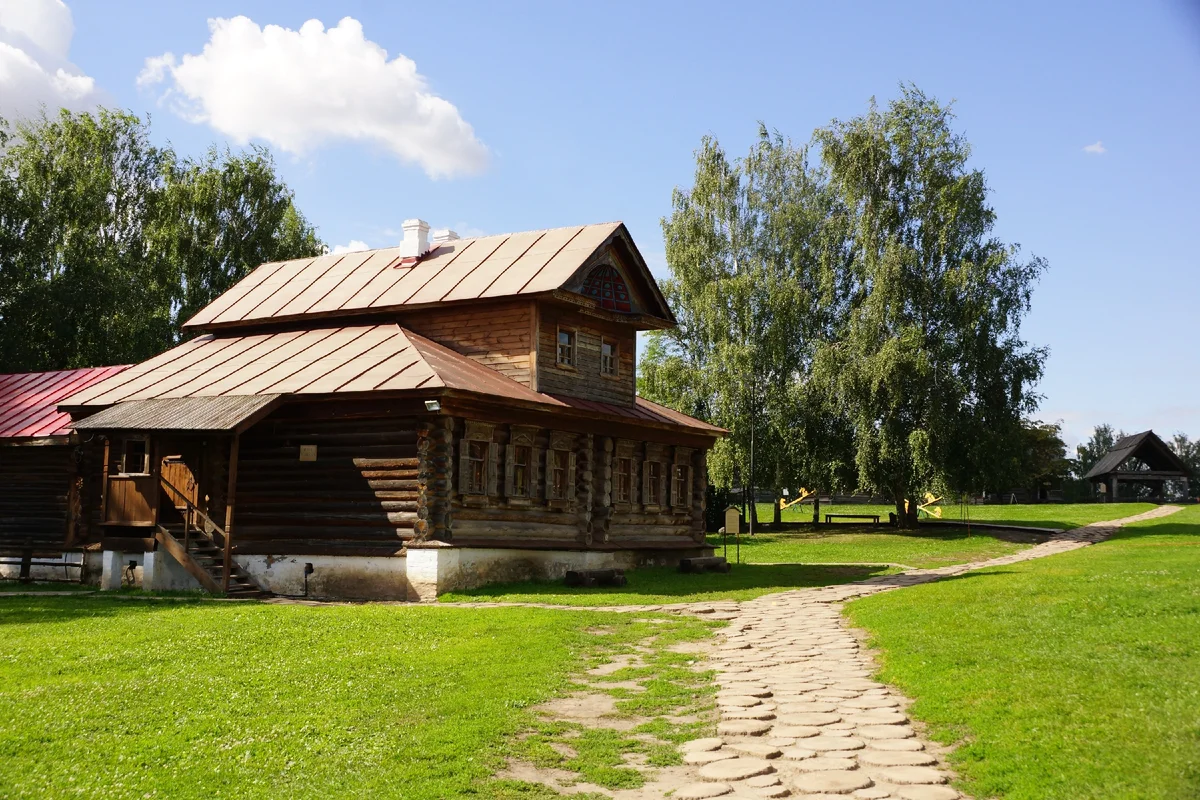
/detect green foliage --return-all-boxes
[1012,419,1070,492]
[845,505,1200,799]
[1072,423,1121,478]
[813,86,1047,522]
[639,126,856,497]
[0,109,322,372]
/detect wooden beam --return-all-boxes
[529,299,540,392]
[223,434,240,592]
[154,527,222,594]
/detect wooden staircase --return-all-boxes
[154,476,269,599]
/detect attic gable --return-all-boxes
[183,222,675,332]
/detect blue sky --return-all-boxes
[4,0,1199,448]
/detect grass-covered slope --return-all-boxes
[845,504,1200,799]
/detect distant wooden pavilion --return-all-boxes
[1084,430,1190,501]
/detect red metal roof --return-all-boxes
[0,366,129,439]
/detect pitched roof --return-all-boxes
[0,366,129,439]
[1084,430,1190,479]
[57,326,723,436]
[73,394,282,433]
[183,222,674,331]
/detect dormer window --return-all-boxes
[581,264,633,312]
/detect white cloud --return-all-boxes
[329,239,370,254]
[138,16,488,178]
[1083,140,1107,155]
[0,0,103,120]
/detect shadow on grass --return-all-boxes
[0,593,208,626]
[445,563,895,603]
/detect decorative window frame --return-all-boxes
[599,337,619,379]
[545,430,577,509]
[119,436,151,476]
[555,326,577,370]
[671,447,694,511]
[642,442,669,513]
[504,425,540,506]
[458,420,498,506]
[614,439,636,511]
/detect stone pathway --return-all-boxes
[660,505,1181,800]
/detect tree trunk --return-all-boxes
[773,490,782,525]
[812,493,821,527]
[748,495,759,533]
[894,494,919,529]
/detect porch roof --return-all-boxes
[72,394,282,433]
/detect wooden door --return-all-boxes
[161,455,199,511]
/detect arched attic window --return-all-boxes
[580,264,633,312]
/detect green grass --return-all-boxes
[0,596,714,799]
[0,581,95,592]
[439,563,896,606]
[707,528,1030,568]
[845,503,1200,800]
[752,501,1157,530]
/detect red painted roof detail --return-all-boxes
[0,365,130,439]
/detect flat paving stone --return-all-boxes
[684,749,740,765]
[718,720,773,736]
[804,735,865,751]
[791,769,874,794]
[682,737,726,753]
[867,738,925,751]
[725,707,777,720]
[858,749,937,767]
[777,712,841,726]
[719,695,764,707]
[858,724,915,739]
[727,741,782,759]
[844,710,908,726]
[793,757,859,772]
[778,746,816,761]
[873,766,948,785]
[697,756,776,782]
[894,786,960,800]
[674,781,734,799]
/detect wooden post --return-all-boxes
[100,437,111,523]
[222,434,240,592]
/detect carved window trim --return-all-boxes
[458,420,497,506]
[614,439,636,510]
[505,425,540,506]
[545,430,577,509]
[642,442,669,513]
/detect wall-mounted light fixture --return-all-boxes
[424,399,441,412]
[304,562,314,597]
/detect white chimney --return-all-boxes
[399,218,431,258]
[431,228,459,246]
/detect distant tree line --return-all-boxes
[0,109,324,372]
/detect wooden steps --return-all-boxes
[155,522,269,599]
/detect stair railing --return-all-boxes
[159,474,232,590]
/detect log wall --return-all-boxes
[402,300,533,386]
[536,305,636,405]
[233,411,420,555]
[0,444,72,554]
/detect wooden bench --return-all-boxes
[564,569,627,588]
[825,514,881,525]
[679,556,731,574]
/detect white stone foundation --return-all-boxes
[235,554,410,600]
[0,551,85,583]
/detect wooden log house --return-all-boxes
[59,220,724,599]
[0,366,128,582]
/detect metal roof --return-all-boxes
[0,365,129,439]
[73,394,282,433]
[57,325,723,436]
[182,222,674,331]
[1084,430,1189,479]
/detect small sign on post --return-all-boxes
[723,506,742,564]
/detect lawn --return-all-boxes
[0,596,714,799]
[709,527,1030,568]
[752,501,1156,530]
[845,503,1200,800]
[439,562,896,606]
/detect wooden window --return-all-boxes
[616,457,633,503]
[545,448,576,504]
[672,464,691,509]
[506,444,532,498]
[121,438,149,475]
[600,338,618,376]
[556,327,576,367]
[459,424,498,500]
[466,441,488,494]
[643,460,663,507]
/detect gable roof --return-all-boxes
[0,366,129,439]
[1084,430,1190,479]
[183,222,674,332]
[56,326,723,437]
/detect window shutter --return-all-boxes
[545,449,556,499]
[567,452,577,505]
[504,444,516,497]
[642,460,652,506]
[487,442,500,496]
[458,439,470,495]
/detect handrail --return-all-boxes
[159,474,226,543]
